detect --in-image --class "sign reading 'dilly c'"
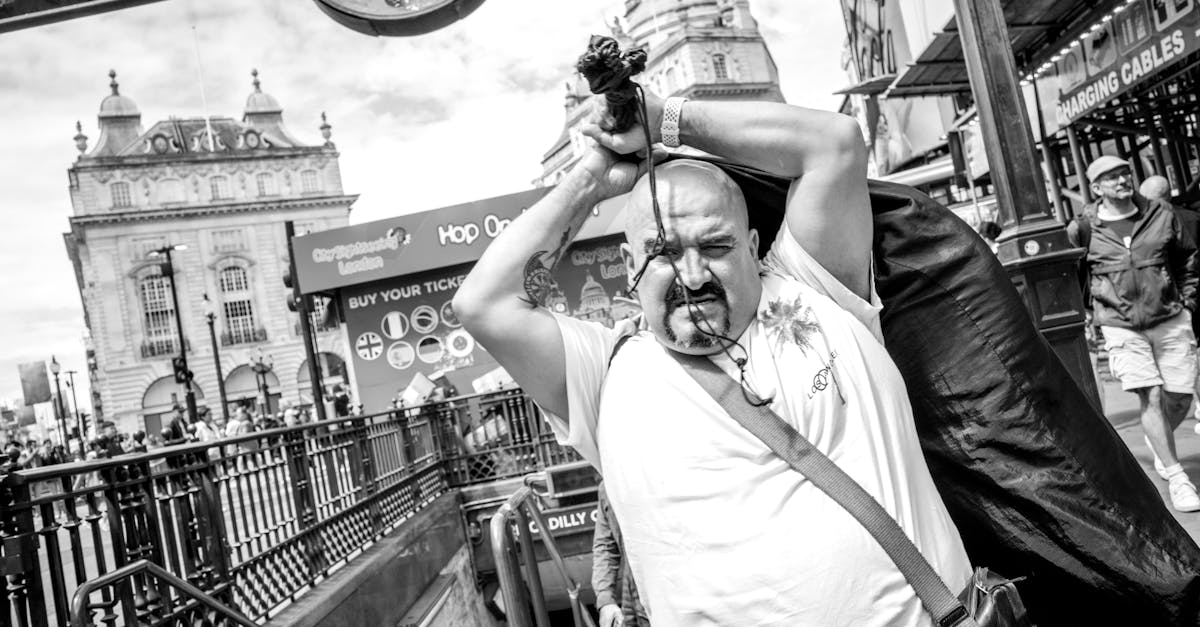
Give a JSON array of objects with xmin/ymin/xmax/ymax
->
[{"xmin": 1045, "ymin": 0, "xmax": 1200, "ymax": 126}]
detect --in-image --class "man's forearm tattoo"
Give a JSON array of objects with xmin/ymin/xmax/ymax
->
[{"xmin": 520, "ymin": 228, "xmax": 573, "ymax": 308}]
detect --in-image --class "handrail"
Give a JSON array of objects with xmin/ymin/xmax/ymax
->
[
  {"xmin": 69, "ymin": 559, "xmax": 257, "ymax": 627},
  {"xmin": 490, "ymin": 485, "xmax": 598, "ymax": 627},
  {"xmin": 2, "ymin": 385, "xmax": 578, "ymax": 626}
]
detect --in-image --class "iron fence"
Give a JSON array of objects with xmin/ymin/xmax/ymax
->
[{"xmin": 1, "ymin": 388, "xmax": 580, "ymax": 627}]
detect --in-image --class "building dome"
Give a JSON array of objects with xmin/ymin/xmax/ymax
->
[
  {"xmin": 579, "ymin": 273, "xmax": 610, "ymax": 308},
  {"xmin": 244, "ymin": 69, "xmax": 282, "ymax": 114},
  {"xmin": 98, "ymin": 70, "xmax": 140, "ymax": 119}
]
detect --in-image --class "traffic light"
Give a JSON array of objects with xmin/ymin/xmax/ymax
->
[
  {"xmin": 318, "ymin": 295, "xmax": 341, "ymax": 327},
  {"xmin": 172, "ymin": 357, "xmax": 189, "ymax": 384}
]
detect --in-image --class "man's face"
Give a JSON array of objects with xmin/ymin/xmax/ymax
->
[
  {"xmin": 1092, "ymin": 166, "xmax": 1135, "ymax": 203},
  {"xmin": 622, "ymin": 162, "xmax": 762, "ymax": 355}
]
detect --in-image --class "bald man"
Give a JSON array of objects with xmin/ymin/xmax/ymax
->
[
  {"xmin": 455, "ymin": 91, "xmax": 970, "ymax": 625},
  {"xmin": 1141, "ymin": 175, "xmax": 1173, "ymax": 202}
]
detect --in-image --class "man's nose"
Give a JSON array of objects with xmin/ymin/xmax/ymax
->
[{"xmin": 675, "ymin": 249, "xmax": 711, "ymax": 290}]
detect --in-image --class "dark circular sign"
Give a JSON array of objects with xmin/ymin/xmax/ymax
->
[{"xmin": 312, "ymin": 0, "xmax": 488, "ymax": 37}]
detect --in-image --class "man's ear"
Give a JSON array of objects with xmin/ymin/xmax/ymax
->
[
  {"xmin": 748, "ymin": 228, "xmax": 760, "ymax": 258},
  {"xmin": 621, "ymin": 242, "xmax": 638, "ymax": 283},
  {"xmin": 1090, "ymin": 182, "xmax": 1101, "ymax": 198}
]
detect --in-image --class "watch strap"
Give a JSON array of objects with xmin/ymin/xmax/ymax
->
[{"xmin": 661, "ymin": 96, "xmax": 688, "ymax": 148}]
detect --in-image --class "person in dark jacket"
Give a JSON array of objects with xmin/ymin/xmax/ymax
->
[
  {"xmin": 592, "ymin": 483, "xmax": 649, "ymax": 627},
  {"xmin": 1068, "ymin": 155, "xmax": 1200, "ymax": 512}
]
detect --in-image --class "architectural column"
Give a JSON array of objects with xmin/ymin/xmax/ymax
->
[{"xmin": 951, "ymin": 0, "xmax": 1100, "ymax": 406}]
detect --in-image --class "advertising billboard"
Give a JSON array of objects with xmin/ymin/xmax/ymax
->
[
  {"xmin": 292, "ymin": 188, "xmax": 551, "ymax": 295},
  {"xmin": 341, "ymin": 234, "xmax": 638, "ymax": 412},
  {"xmin": 1042, "ymin": 0, "xmax": 1199, "ymax": 127}
]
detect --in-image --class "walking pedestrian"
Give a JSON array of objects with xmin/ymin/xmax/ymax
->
[{"xmin": 1068, "ymin": 156, "xmax": 1200, "ymax": 511}]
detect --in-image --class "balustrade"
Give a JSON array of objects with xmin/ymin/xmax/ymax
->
[{"xmin": 1, "ymin": 388, "xmax": 579, "ymax": 626}]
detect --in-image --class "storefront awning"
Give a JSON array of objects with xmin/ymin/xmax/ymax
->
[
  {"xmin": 879, "ymin": 155, "xmax": 955, "ymax": 187},
  {"xmin": 834, "ymin": 74, "xmax": 897, "ymax": 96},
  {"xmin": 886, "ymin": 0, "xmax": 1114, "ymax": 98}
]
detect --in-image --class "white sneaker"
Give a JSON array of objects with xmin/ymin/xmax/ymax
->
[
  {"xmin": 1169, "ymin": 478, "xmax": 1200, "ymax": 512},
  {"xmin": 1145, "ymin": 436, "xmax": 1170, "ymax": 480}
]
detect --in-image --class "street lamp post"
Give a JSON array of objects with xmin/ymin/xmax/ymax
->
[
  {"xmin": 150, "ymin": 244, "xmax": 199, "ymax": 424},
  {"xmin": 48, "ymin": 356, "xmax": 69, "ymax": 448},
  {"xmin": 950, "ymin": 0, "xmax": 1098, "ymax": 406},
  {"xmin": 204, "ymin": 294, "xmax": 231, "ymax": 422},
  {"xmin": 64, "ymin": 369, "xmax": 83, "ymax": 446},
  {"xmin": 251, "ymin": 348, "xmax": 274, "ymax": 417}
]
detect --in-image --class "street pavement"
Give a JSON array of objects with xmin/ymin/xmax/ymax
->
[{"xmin": 1100, "ymin": 376, "xmax": 1200, "ymax": 541}]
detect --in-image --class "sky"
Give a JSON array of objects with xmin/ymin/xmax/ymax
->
[{"xmin": 0, "ymin": 0, "xmax": 849, "ymax": 419}]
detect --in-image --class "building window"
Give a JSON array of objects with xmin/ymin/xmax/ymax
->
[
  {"xmin": 211, "ymin": 229, "xmax": 246, "ymax": 254},
  {"xmin": 300, "ymin": 170, "xmax": 320, "ymax": 193},
  {"xmin": 219, "ymin": 265, "xmax": 250, "ymax": 293},
  {"xmin": 111, "ymin": 182, "xmax": 132, "ymax": 208},
  {"xmin": 139, "ymin": 275, "xmax": 177, "ymax": 357},
  {"xmin": 210, "ymin": 176, "xmax": 231, "ymax": 200},
  {"xmin": 219, "ymin": 266, "xmax": 259, "ymax": 345},
  {"xmin": 256, "ymin": 172, "xmax": 277, "ymax": 197},
  {"xmin": 712, "ymin": 54, "xmax": 728, "ymax": 80},
  {"xmin": 223, "ymin": 300, "xmax": 258, "ymax": 345}
]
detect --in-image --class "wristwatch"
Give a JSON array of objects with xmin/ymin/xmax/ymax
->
[{"xmin": 661, "ymin": 96, "xmax": 688, "ymax": 148}]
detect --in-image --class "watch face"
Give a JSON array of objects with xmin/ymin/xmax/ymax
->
[
  {"xmin": 244, "ymin": 132, "xmax": 260, "ymax": 149},
  {"xmin": 315, "ymin": 0, "xmax": 488, "ymax": 36}
]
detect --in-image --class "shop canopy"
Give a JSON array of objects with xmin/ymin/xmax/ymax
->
[{"xmin": 885, "ymin": 0, "xmax": 1113, "ymax": 98}]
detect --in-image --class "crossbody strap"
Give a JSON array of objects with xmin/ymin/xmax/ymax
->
[{"xmin": 671, "ymin": 352, "xmax": 977, "ymax": 627}]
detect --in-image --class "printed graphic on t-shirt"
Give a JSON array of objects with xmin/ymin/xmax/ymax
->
[{"xmin": 760, "ymin": 295, "xmax": 822, "ymax": 354}]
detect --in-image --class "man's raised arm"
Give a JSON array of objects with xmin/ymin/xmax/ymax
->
[
  {"xmin": 453, "ymin": 144, "xmax": 640, "ymax": 419},
  {"xmin": 593, "ymin": 95, "xmax": 871, "ymax": 299}
]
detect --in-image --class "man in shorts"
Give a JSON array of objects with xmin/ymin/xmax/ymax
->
[
  {"xmin": 1069, "ymin": 155, "xmax": 1199, "ymax": 511},
  {"xmin": 454, "ymin": 90, "xmax": 971, "ymax": 624}
]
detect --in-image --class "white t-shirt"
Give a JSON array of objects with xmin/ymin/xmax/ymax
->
[{"xmin": 542, "ymin": 225, "xmax": 971, "ymax": 626}]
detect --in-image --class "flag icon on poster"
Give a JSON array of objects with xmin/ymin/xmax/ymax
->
[
  {"xmin": 447, "ymin": 328, "xmax": 475, "ymax": 358},
  {"xmin": 356, "ymin": 332, "xmax": 384, "ymax": 361},
  {"xmin": 381, "ymin": 311, "xmax": 409, "ymax": 340}
]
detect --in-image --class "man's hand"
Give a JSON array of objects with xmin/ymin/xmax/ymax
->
[
  {"xmin": 598, "ymin": 603, "xmax": 624, "ymax": 627},
  {"xmin": 576, "ymin": 132, "xmax": 668, "ymax": 202}
]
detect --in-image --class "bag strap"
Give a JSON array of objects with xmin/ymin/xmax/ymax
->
[{"xmin": 671, "ymin": 351, "xmax": 977, "ymax": 627}]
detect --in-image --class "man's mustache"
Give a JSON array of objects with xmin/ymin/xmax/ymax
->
[{"xmin": 665, "ymin": 279, "xmax": 727, "ymax": 310}]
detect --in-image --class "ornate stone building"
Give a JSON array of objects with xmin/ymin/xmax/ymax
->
[
  {"xmin": 536, "ymin": 0, "xmax": 785, "ymax": 186},
  {"xmin": 64, "ymin": 70, "xmax": 356, "ymax": 436}
]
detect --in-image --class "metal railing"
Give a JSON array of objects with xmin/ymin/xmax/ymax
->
[
  {"xmin": 1, "ymin": 388, "xmax": 580, "ymax": 627},
  {"xmin": 70, "ymin": 559, "xmax": 257, "ymax": 627},
  {"xmin": 490, "ymin": 482, "xmax": 597, "ymax": 627}
]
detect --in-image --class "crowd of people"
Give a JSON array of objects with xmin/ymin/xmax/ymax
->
[{"xmin": 1, "ymin": 384, "xmax": 358, "ymax": 472}]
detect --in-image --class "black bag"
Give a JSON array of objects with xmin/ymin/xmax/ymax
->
[{"xmin": 697, "ymin": 159, "xmax": 1200, "ymax": 625}]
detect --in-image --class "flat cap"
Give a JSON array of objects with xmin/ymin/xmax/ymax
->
[{"xmin": 1087, "ymin": 155, "xmax": 1130, "ymax": 182}]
